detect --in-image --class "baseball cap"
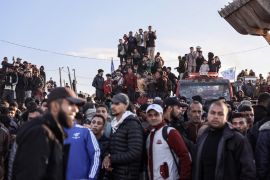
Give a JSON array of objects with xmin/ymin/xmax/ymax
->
[
  {"xmin": 47, "ymin": 87, "xmax": 85, "ymax": 106},
  {"xmin": 111, "ymin": 93, "xmax": 129, "ymax": 105},
  {"xmin": 146, "ymin": 104, "xmax": 163, "ymax": 114},
  {"xmin": 163, "ymin": 97, "xmax": 181, "ymax": 108}
]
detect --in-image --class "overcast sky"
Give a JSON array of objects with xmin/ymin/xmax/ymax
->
[{"xmin": 1, "ymin": 0, "xmax": 269, "ymax": 94}]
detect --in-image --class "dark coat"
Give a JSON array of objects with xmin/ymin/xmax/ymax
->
[
  {"xmin": 194, "ymin": 123, "xmax": 256, "ymax": 180},
  {"xmin": 4, "ymin": 72, "xmax": 18, "ymax": 87},
  {"xmin": 253, "ymin": 105, "xmax": 268, "ymax": 124},
  {"xmin": 177, "ymin": 59, "xmax": 186, "ymax": 73},
  {"xmin": 31, "ymin": 76, "xmax": 43, "ymax": 91},
  {"xmin": 146, "ymin": 32, "xmax": 156, "ymax": 47},
  {"xmin": 92, "ymin": 75, "xmax": 104, "ymax": 91},
  {"xmin": 117, "ymin": 43, "xmax": 127, "ymax": 57},
  {"xmin": 247, "ymin": 116, "xmax": 270, "ymax": 152},
  {"xmin": 109, "ymin": 115, "xmax": 144, "ymax": 180},
  {"xmin": 255, "ymin": 120, "xmax": 270, "ymax": 180},
  {"xmin": 11, "ymin": 113, "xmax": 68, "ymax": 180},
  {"xmin": 155, "ymin": 77, "xmax": 166, "ymax": 92},
  {"xmin": 209, "ymin": 63, "xmax": 219, "ymax": 72},
  {"xmin": 196, "ymin": 56, "xmax": 205, "ymax": 72}
]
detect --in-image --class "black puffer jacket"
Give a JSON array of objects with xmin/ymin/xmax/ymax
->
[{"xmin": 109, "ymin": 115, "xmax": 144, "ymax": 180}]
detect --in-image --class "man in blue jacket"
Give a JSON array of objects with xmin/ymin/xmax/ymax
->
[{"xmin": 65, "ymin": 122, "xmax": 100, "ymax": 180}]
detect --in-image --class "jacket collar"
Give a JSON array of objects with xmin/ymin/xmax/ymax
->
[
  {"xmin": 151, "ymin": 122, "xmax": 165, "ymax": 132},
  {"xmin": 43, "ymin": 113, "xmax": 66, "ymax": 144},
  {"xmin": 195, "ymin": 123, "xmax": 235, "ymax": 180}
]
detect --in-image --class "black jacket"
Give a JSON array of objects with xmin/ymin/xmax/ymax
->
[
  {"xmin": 31, "ymin": 76, "xmax": 43, "ymax": 91},
  {"xmin": 92, "ymin": 75, "xmax": 104, "ymax": 91},
  {"xmin": 177, "ymin": 59, "xmax": 186, "ymax": 73},
  {"xmin": 253, "ymin": 105, "xmax": 268, "ymax": 124},
  {"xmin": 247, "ymin": 116, "xmax": 270, "ymax": 152},
  {"xmin": 194, "ymin": 123, "xmax": 256, "ymax": 180},
  {"xmin": 109, "ymin": 115, "xmax": 144, "ymax": 180},
  {"xmin": 255, "ymin": 120, "xmax": 270, "ymax": 180},
  {"xmin": 4, "ymin": 72, "xmax": 18, "ymax": 87},
  {"xmin": 11, "ymin": 113, "xmax": 69, "ymax": 180}
]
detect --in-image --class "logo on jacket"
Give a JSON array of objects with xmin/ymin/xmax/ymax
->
[
  {"xmin": 72, "ymin": 132, "xmax": 80, "ymax": 139},
  {"xmin": 156, "ymin": 139, "xmax": 162, "ymax": 144}
]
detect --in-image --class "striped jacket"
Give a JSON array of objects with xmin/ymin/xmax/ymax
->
[{"xmin": 64, "ymin": 124, "xmax": 100, "ymax": 180}]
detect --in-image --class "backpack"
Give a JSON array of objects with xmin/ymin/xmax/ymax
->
[
  {"xmin": 162, "ymin": 126, "xmax": 180, "ymax": 174},
  {"xmin": 162, "ymin": 126, "xmax": 195, "ymax": 165}
]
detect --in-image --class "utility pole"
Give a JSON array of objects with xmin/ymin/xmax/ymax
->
[
  {"xmin": 59, "ymin": 67, "xmax": 64, "ymax": 87},
  {"xmin": 67, "ymin": 66, "xmax": 73, "ymax": 90},
  {"xmin": 72, "ymin": 69, "xmax": 77, "ymax": 94}
]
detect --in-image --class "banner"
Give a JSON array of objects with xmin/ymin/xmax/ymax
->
[{"xmin": 220, "ymin": 67, "xmax": 236, "ymax": 81}]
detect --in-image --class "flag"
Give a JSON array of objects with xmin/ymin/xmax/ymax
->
[
  {"xmin": 111, "ymin": 58, "xmax": 115, "ymax": 73},
  {"xmin": 220, "ymin": 67, "xmax": 236, "ymax": 81}
]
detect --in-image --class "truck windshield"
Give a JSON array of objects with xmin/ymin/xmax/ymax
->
[{"xmin": 179, "ymin": 81, "xmax": 231, "ymax": 101}]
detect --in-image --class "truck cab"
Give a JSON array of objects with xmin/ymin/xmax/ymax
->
[{"xmin": 177, "ymin": 72, "xmax": 233, "ymax": 102}]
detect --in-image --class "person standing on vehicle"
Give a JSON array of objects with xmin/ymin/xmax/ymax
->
[{"xmin": 187, "ymin": 47, "xmax": 197, "ymax": 73}]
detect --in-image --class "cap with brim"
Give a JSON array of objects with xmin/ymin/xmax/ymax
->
[
  {"xmin": 48, "ymin": 87, "xmax": 86, "ymax": 106},
  {"xmin": 111, "ymin": 93, "xmax": 129, "ymax": 105},
  {"xmin": 146, "ymin": 104, "xmax": 163, "ymax": 114},
  {"xmin": 66, "ymin": 97, "xmax": 85, "ymax": 106}
]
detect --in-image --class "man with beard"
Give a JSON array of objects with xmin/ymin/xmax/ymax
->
[
  {"xmin": 231, "ymin": 112, "xmax": 248, "ymax": 135},
  {"xmin": 194, "ymin": 101, "xmax": 256, "ymax": 180},
  {"xmin": 102, "ymin": 93, "xmax": 143, "ymax": 180},
  {"xmin": 163, "ymin": 97, "xmax": 188, "ymax": 139},
  {"xmin": 10, "ymin": 87, "xmax": 85, "ymax": 180}
]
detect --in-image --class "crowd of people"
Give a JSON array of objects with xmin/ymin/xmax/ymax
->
[
  {"xmin": 93, "ymin": 26, "xmax": 223, "ymax": 104},
  {"xmin": 234, "ymin": 69, "xmax": 270, "ymax": 99},
  {"xmin": 1, "ymin": 25, "xmax": 270, "ymax": 180},
  {"xmin": 1, "ymin": 84, "xmax": 270, "ymax": 179}
]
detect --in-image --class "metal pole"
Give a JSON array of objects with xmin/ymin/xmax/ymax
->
[
  {"xmin": 72, "ymin": 69, "xmax": 77, "ymax": 94},
  {"xmin": 67, "ymin": 66, "xmax": 73, "ymax": 90},
  {"xmin": 59, "ymin": 67, "xmax": 63, "ymax": 87}
]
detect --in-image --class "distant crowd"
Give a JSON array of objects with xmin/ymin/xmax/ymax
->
[{"xmin": 93, "ymin": 25, "xmax": 223, "ymax": 104}]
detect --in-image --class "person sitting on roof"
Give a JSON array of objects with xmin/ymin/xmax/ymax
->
[{"xmin": 199, "ymin": 60, "xmax": 209, "ymax": 75}]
